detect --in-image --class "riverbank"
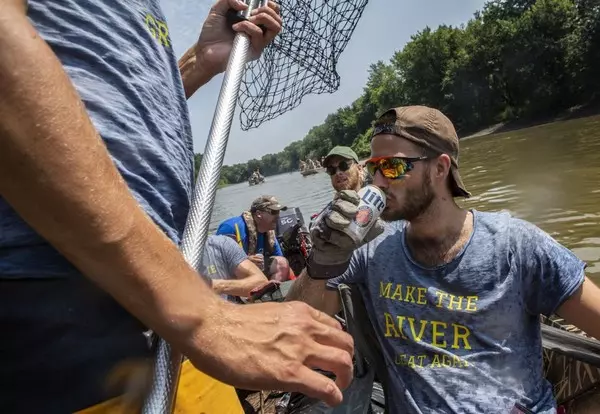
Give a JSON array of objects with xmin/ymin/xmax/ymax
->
[
  {"xmin": 211, "ymin": 103, "xmax": 600, "ymax": 187},
  {"xmin": 460, "ymin": 102, "xmax": 600, "ymax": 141}
]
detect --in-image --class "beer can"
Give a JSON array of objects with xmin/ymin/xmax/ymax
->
[{"xmin": 341, "ymin": 185, "xmax": 386, "ymax": 244}]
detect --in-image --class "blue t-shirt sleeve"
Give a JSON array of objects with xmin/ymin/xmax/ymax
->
[
  {"xmin": 273, "ymin": 238, "xmax": 283, "ymax": 256},
  {"xmin": 511, "ymin": 218, "xmax": 586, "ymax": 316},
  {"xmin": 326, "ymin": 246, "xmax": 367, "ymax": 290}
]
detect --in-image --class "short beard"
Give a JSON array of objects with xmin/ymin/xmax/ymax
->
[
  {"xmin": 381, "ymin": 170, "xmax": 434, "ymax": 222},
  {"xmin": 332, "ymin": 168, "xmax": 361, "ymax": 192}
]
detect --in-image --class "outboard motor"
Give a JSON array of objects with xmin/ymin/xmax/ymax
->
[{"xmin": 276, "ymin": 207, "xmax": 313, "ymax": 276}]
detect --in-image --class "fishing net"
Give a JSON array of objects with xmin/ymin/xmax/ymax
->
[{"xmin": 237, "ymin": 0, "xmax": 370, "ymax": 130}]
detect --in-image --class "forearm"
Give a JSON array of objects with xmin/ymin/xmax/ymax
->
[
  {"xmin": 213, "ymin": 274, "xmax": 268, "ymax": 297},
  {"xmin": 0, "ymin": 9, "xmax": 222, "ymax": 346},
  {"xmin": 286, "ymin": 269, "xmax": 342, "ymax": 316},
  {"xmin": 178, "ymin": 45, "xmax": 219, "ymax": 99}
]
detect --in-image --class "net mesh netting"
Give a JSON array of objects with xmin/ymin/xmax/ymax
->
[{"xmin": 237, "ymin": 0, "xmax": 370, "ymax": 130}]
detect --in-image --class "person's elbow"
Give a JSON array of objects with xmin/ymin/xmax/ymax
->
[
  {"xmin": 236, "ymin": 260, "xmax": 268, "ymax": 285},
  {"xmin": 249, "ymin": 271, "xmax": 269, "ymax": 286},
  {"xmin": 244, "ymin": 271, "xmax": 269, "ymax": 296}
]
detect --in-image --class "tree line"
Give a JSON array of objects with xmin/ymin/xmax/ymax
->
[{"xmin": 195, "ymin": 0, "xmax": 600, "ymax": 185}]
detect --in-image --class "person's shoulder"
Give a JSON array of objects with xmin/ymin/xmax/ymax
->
[
  {"xmin": 207, "ymin": 235, "xmax": 246, "ymax": 258},
  {"xmin": 219, "ymin": 216, "xmax": 241, "ymax": 226},
  {"xmin": 216, "ymin": 216, "xmax": 242, "ymax": 233},
  {"xmin": 208, "ymin": 233, "xmax": 239, "ymax": 247},
  {"xmin": 472, "ymin": 209, "xmax": 512, "ymax": 231},
  {"xmin": 473, "ymin": 209, "xmax": 554, "ymax": 246},
  {"xmin": 205, "ymin": 234, "xmax": 223, "ymax": 249}
]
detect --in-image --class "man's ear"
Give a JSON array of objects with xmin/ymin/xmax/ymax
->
[{"xmin": 436, "ymin": 154, "xmax": 452, "ymax": 181}]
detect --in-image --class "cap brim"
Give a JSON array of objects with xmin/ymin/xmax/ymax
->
[
  {"xmin": 450, "ymin": 167, "xmax": 471, "ymax": 198},
  {"xmin": 323, "ymin": 153, "xmax": 358, "ymax": 166},
  {"xmin": 323, "ymin": 155, "xmax": 334, "ymax": 166}
]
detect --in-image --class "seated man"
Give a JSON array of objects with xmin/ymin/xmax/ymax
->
[
  {"xmin": 288, "ymin": 105, "xmax": 600, "ymax": 414},
  {"xmin": 199, "ymin": 235, "xmax": 268, "ymax": 302},
  {"xmin": 216, "ymin": 195, "xmax": 293, "ymax": 282}
]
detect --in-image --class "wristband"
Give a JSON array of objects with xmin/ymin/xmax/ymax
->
[{"xmin": 306, "ymin": 251, "xmax": 351, "ymax": 280}]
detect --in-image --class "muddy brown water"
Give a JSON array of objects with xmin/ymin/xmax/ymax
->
[{"xmin": 211, "ymin": 115, "xmax": 600, "ymax": 283}]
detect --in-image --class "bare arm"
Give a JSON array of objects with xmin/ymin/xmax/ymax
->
[
  {"xmin": 286, "ymin": 269, "xmax": 342, "ymax": 316},
  {"xmin": 556, "ymin": 276, "xmax": 600, "ymax": 340},
  {"xmin": 0, "ymin": 1, "xmax": 223, "ymax": 351},
  {"xmin": 178, "ymin": 0, "xmax": 282, "ymax": 100},
  {"xmin": 178, "ymin": 46, "xmax": 216, "ymax": 100},
  {"xmin": 212, "ymin": 259, "xmax": 268, "ymax": 297}
]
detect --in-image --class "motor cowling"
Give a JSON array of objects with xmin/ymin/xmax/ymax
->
[{"xmin": 276, "ymin": 207, "xmax": 313, "ymax": 276}]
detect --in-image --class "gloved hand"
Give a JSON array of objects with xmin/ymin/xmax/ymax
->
[{"xmin": 306, "ymin": 190, "xmax": 385, "ymax": 279}]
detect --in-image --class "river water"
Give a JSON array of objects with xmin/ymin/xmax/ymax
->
[{"xmin": 210, "ymin": 115, "xmax": 600, "ymax": 282}]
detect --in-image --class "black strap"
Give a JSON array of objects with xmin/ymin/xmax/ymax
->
[{"xmin": 338, "ymin": 283, "xmax": 390, "ymax": 413}]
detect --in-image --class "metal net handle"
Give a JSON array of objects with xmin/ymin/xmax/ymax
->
[{"xmin": 141, "ymin": 0, "xmax": 265, "ymax": 412}]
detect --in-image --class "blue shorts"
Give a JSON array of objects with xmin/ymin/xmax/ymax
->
[{"xmin": 0, "ymin": 275, "xmax": 152, "ymax": 413}]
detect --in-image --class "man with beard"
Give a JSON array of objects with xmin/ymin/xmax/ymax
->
[
  {"xmin": 324, "ymin": 146, "xmax": 364, "ymax": 192},
  {"xmin": 287, "ymin": 105, "xmax": 600, "ymax": 413},
  {"xmin": 309, "ymin": 146, "xmax": 364, "ymax": 230}
]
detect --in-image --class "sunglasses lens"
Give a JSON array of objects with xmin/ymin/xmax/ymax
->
[
  {"xmin": 386, "ymin": 159, "xmax": 408, "ymax": 178},
  {"xmin": 367, "ymin": 158, "xmax": 409, "ymax": 179},
  {"xmin": 326, "ymin": 161, "xmax": 351, "ymax": 176}
]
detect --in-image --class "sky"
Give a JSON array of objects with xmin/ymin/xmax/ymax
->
[{"xmin": 162, "ymin": 0, "xmax": 488, "ymax": 165}]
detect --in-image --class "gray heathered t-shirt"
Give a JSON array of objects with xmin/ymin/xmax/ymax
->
[
  {"xmin": 0, "ymin": 0, "xmax": 193, "ymax": 277},
  {"xmin": 328, "ymin": 210, "xmax": 586, "ymax": 414},
  {"xmin": 199, "ymin": 235, "xmax": 248, "ymax": 302}
]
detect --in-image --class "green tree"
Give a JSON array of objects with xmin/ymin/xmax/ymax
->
[{"xmin": 198, "ymin": 0, "xmax": 599, "ymax": 185}]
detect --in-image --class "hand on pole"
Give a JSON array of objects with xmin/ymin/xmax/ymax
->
[{"xmin": 195, "ymin": 0, "xmax": 282, "ymax": 75}]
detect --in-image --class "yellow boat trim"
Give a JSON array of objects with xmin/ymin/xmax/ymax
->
[{"xmin": 77, "ymin": 359, "xmax": 243, "ymax": 414}]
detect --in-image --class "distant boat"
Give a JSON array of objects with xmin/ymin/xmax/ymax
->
[
  {"xmin": 300, "ymin": 168, "xmax": 319, "ymax": 176},
  {"xmin": 248, "ymin": 175, "xmax": 265, "ymax": 186}
]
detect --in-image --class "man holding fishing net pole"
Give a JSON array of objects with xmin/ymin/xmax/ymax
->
[{"xmin": 0, "ymin": 0, "xmax": 355, "ymax": 412}]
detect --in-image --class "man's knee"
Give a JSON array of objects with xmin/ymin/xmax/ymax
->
[{"xmin": 268, "ymin": 256, "xmax": 291, "ymax": 282}]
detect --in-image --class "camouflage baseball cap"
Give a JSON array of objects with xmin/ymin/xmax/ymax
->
[
  {"xmin": 251, "ymin": 195, "xmax": 287, "ymax": 212},
  {"xmin": 371, "ymin": 105, "xmax": 470, "ymax": 198}
]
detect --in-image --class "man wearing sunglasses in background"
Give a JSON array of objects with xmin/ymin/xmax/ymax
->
[
  {"xmin": 287, "ymin": 105, "xmax": 600, "ymax": 413},
  {"xmin": 323, "ymin": 146, "xmax": 364, "ymax": 193},
  {"xmin": 309, "ymin": 146, "xmax": 365, "ymax": 229}
]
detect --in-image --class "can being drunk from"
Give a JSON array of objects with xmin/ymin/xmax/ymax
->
[{"xmin": 341, "ymin": 185, "xmax": 386, "ymax": 244}]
